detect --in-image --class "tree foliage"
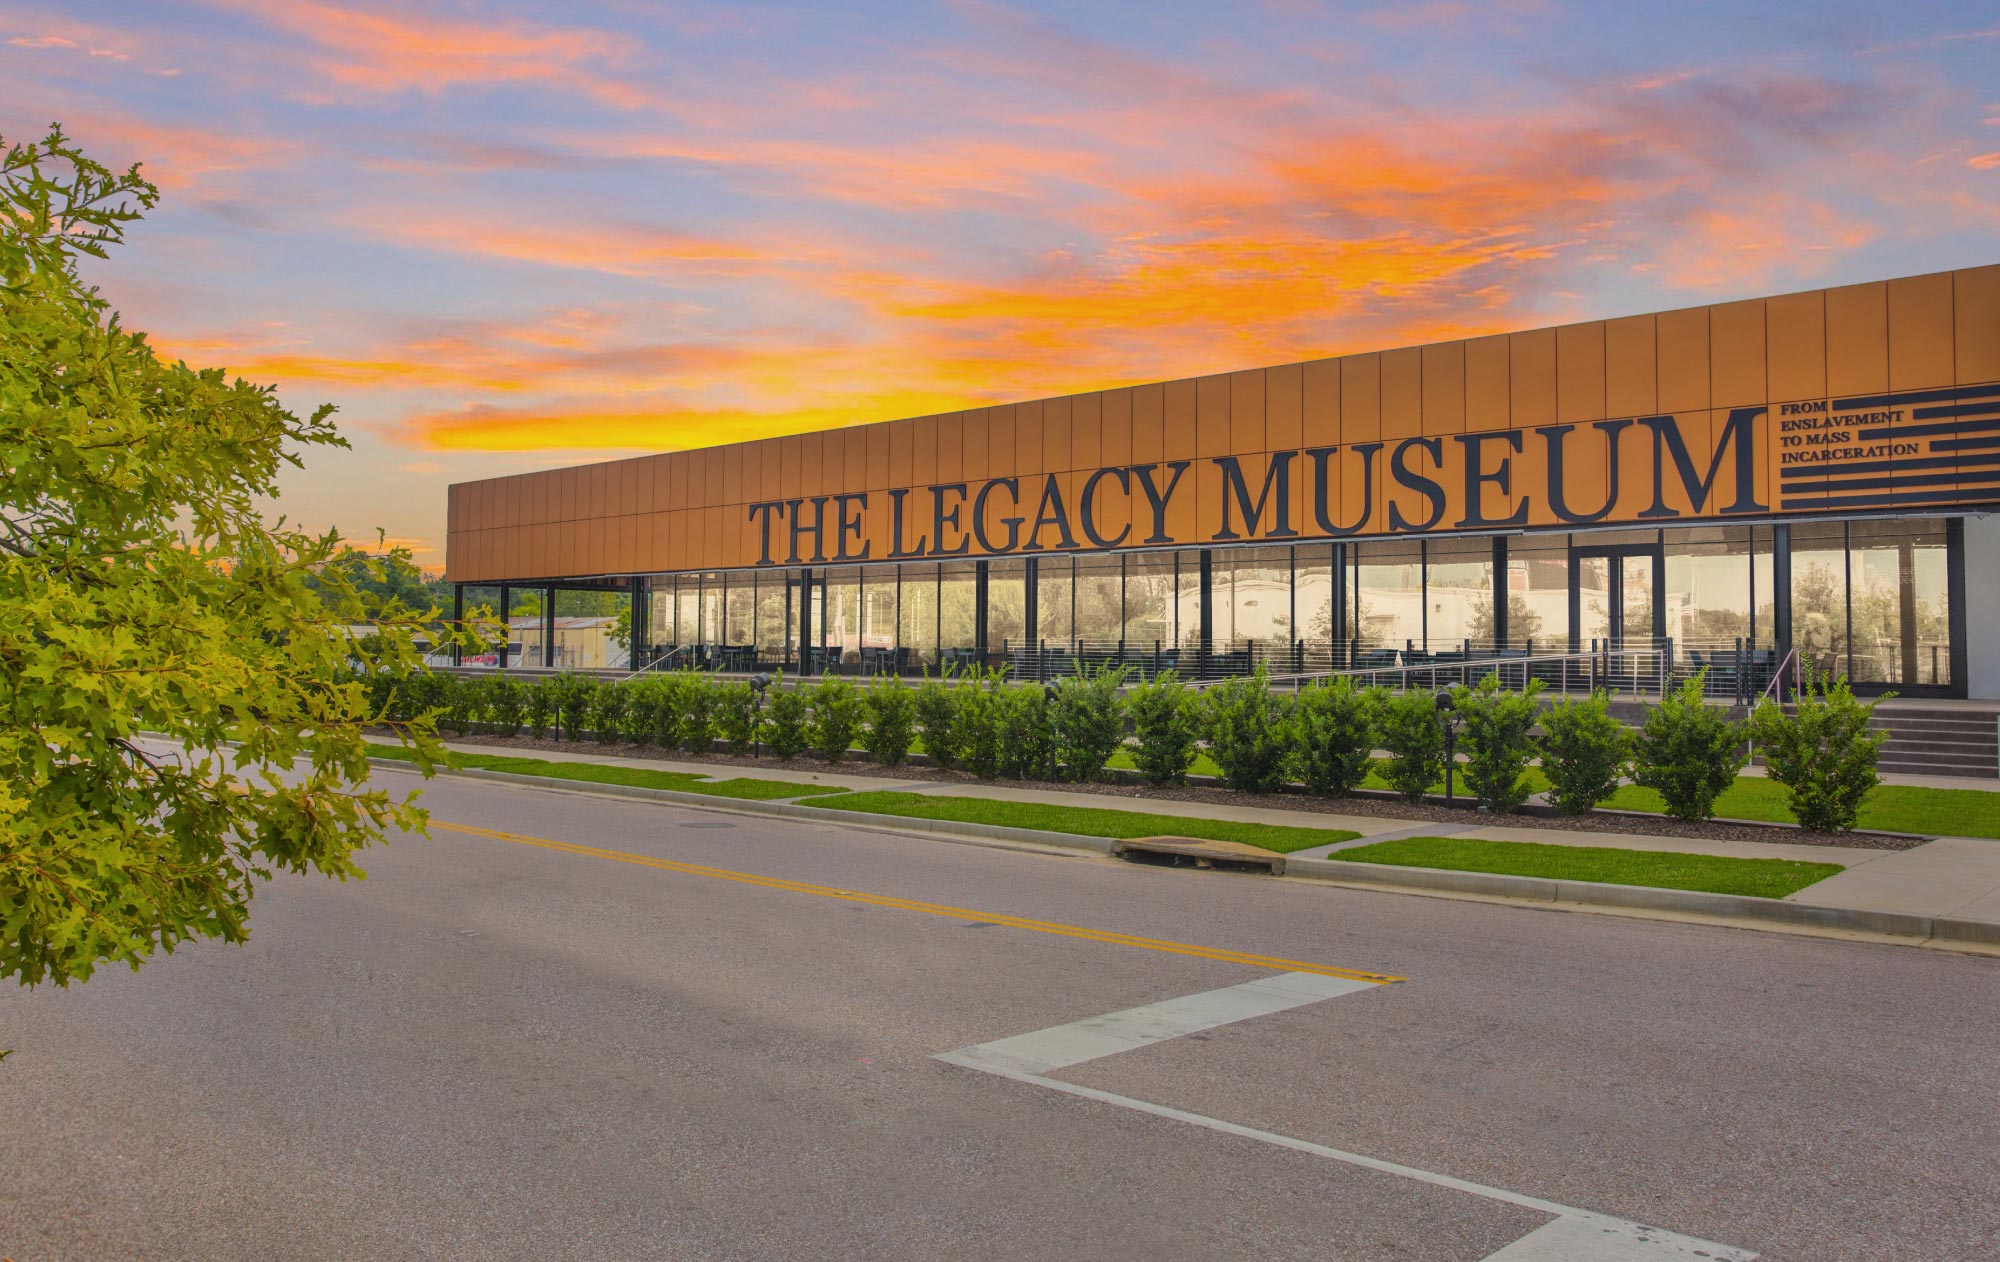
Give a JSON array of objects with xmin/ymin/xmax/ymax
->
[{"xmin": 1, "ymin": 126, "xmax": 471, "ymax": 987}]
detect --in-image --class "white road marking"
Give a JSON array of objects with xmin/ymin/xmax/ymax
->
[
  {"xmin": 960, "ymin": 971, "xmax": 1375, "ymax": 1074},
  {"xmin": 937, "ymin": 975, "xmax": 1757, "ymax": 1262}
]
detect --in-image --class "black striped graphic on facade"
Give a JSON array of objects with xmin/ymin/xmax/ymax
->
[{"xmin": 1779, "ymin": 383, "xmax": 2000, "ymax": 511}]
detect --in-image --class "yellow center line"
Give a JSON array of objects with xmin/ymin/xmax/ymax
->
[{"xmin": 430, "ymin": 818, "xmax": 1405, "ymax": 984}]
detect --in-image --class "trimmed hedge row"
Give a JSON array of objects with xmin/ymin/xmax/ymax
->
[{"xmin": 369, "ymin": 662, "xmax": 1890, "ymax": 830}]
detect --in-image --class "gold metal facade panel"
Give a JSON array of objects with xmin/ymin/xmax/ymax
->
[
  {"xmin": 1603, "ymin": 315, "xmax": 1656, "ymax": 419},
  {"xmin": 1888, "ymin": 272, "xmax": 1954, "ymax": 390},
  {"xmin": 1380, "ymin": 346, "xmax": 1422, "ymax": 440},
  {"xmin": 1956, "ymin": 265, "xmax": 2000, "ymax": 384},
  {"xmin": 1555, "ymin": 322, "xmax": 1606, "ymax": 425},
  {"xmin": 1655, "ymin": 306, "xmax": 1710, "ymax": 413},
  {"xmin": 444, "ymin": 267, "xmax": 1995, "ymax": 584},
  {"xmin": 1464, "ymin": 335, "xmax": 1509, "ymax": 432},
  {"xmin": 1265, "ymin": 363, "xmax": 1303, "ymax": 451},
  {"xmin": 1508, "ymin": 329, "xmax": 1555, "ymax": 428},
  {"xmin": 1709, "ymin": 299, "xmax": 1766, "ymax": 408},
  {"xmin": 1824, "ymin": 282, "xmax": 1888, "ymax": 397},
  {"xmin": 1338, "ymin": 354, "xmax": 1380, "ymax": 442},
  {"xmin": 1099, "ymin": 389, "xmax": 1133, "ymax": 467},
  {"xmin": 1765, "ymin": 290, "xmax": 1825, "ymax": 402},
  {"xmin": 1421, "ymin": 341, "xmax": 1466, "ymax": 436}
]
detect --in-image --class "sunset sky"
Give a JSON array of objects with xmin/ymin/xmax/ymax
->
[{"xmin": 6, "ymin": 1, "xmax": 1997, "ymax": 568}]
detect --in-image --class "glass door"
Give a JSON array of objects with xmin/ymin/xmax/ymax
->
[{"xmin": 1570, "ymin": 544, "xmax": 1661, "ymax": 648}]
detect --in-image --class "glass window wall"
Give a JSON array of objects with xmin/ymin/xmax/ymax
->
[
  {"xmin": 1664, "ymin": 526, "xmax": 1753, "ymax": 651},
  {"xmin": 1076, "ymin": 556, "xmax": 1124, "ymax": 644},
  {"xmin": 1506, "ymin": 534, "xmax": 1566, "ymax": 651},
  {"xmin": 1424, "ymin": 538, "xmax": 1493, "ymax": 651},
  {"xmin": 898, "ymin": 564, "xmax": 939, "ymax": 672},
  {"xmin": 1847, "ymin": 519, "xmax": 1950, "ymax": 687},
  {"xmin": 1295, "ymin": 544, "xmax": 1335, "ymax": 646},
  {"xmin": 1789, "ymin": 523, "xmax": 1848, "ymax": 679},
  {"xmin": 1216, "ymin": 546, "xmax": 1292, "ymax": 645},
  {"xmin": 1351, "ymin": 540, "xmax": 1423, "ymax": 652},
  {"xmin": 939, "ymin": 562, "xmax": 979, "ymax": 668},
  {"xmin": 987, "ymin": 559, "xmax": 1027, "ymax": 656},
  {"xmin": 1123, "ymin": 552, "xmax": 1177, "ymax": 646},
  {"xmin": 1036, "ymin": 556, "xmax": 1073, "ymax": 645}
]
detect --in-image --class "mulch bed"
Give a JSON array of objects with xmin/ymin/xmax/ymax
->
[{"xmin": 425, "ymin": 730, "xmax": 1924, "ymax": 853}]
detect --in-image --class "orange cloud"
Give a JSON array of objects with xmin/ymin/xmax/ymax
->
[
  {"xmin": 216, "ymin": 0, "xmax": 646, "ymax": 106},
  {"xmin": 352, "ymin": 210, "xmax": 826, "ymax": 282},
  {"xmin": 49, "ymin": 113, "xmax": 295, "ymax": 190}
]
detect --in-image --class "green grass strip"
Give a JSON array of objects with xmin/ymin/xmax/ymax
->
[
  {"xmin": 365, "ymin": 743, "xmax": 846, "ymax": 800},
  {"xmin": 1333, "ymin": 835, "xmax": 1843, "ymax": 899},
  {"xmin": 804, "ymin": 790, "xmax": 1358, "ymax": 852}
]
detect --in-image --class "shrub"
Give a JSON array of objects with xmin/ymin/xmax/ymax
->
[
  {"xmin": 1203, "ymin": 666, "xmax": 1291, "ymax": 793},
  {"xmin": 1748, "ymin": 665, "xmax": 1889, "ymax": 832},
  {"xmin": 1632, "ymin": 671, "xmax": 1747, "ymax": 821},
  {"xmin": 861, "ymin": 675, "xmax": 918, "ymax": 766},
  {"xmin": 715, "ymin": 680, "xmax": 760, "ymax": 752},
  {"xmin": 996, "ymin": 683, "xmax": 1052, "ymax": 779},
  {"xmin": 1049, "ymin": 666, "xmax": 1128, "ymax": 783},
  {"xmin": 625, "ymin": 674, "xmax": 679, "ymax": 747},
  {"xmin": 679, "ymin": 673, "xmax": 719, "ymax": 753},
  {"xmin": 954, "ymin": 671, "xmax": 1005, "ymax": 779},
  {"xmin": 1450, "ymin": 673, "xmax": 1544, "ymax": 812},
  {"xmin": 523, "ymin": 679, "xmax": 554, "ymax": 739},
  {"xmin": 1537, "ymin": 691, "xmax": 1630, "ymax": 814},
  {"xmin": 913, "ymin": 675, "xmax": 961, "ymax": 768},
  {"xmin": 808, "ymin": 674, "xmax": 864, "ymax": 762},
  {"xmin": 398, "ymin": 669, "xmax": 451, "ymax": 726},
  {"xmin": 436, "ymin": 672, "xmax": 479, "ymax": 736},
  {"xmin": 1377, "ymin": 688, "xmax": 1446, "ymax": 803},
  {"xmin": 1286, "ymin": 676, "xmax": 1381, "ymax": 797},
  {"xmin": 482, "ymin": 675, "xmax": 525, "ymax": 736},
  {"xmin": 587, "ymin": 679, "xmax": 631, "ymax": 744},
  {"xmin": 545, "ymin": 673, "xmax": 597, "ymax": 741},
  {"xmin": 764, "ymin": 676, "xmax": 810, "ymax": 758},
  {"xmin": 1126, "ymin": 670, "xmax": 1199, "ymax": 786}
]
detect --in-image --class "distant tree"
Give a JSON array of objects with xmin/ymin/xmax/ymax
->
[
  {"xmin": 305, "ymin": 542, "xmax": 444, "ymax": 622},
  {"xmin": 0, "ymin": 125, "xmax": 472, "ymax": 988}
]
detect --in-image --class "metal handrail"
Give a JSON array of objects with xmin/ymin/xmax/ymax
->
[
  {"xmin": 1757, "ymin": 646, "xmax": 1800, "ymax": 706},
  {"xmin": 1193, "ymin": 642, "xmax": 1670, "ymax": 695}
]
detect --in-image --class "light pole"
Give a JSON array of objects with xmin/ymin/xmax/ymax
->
[
  {"xmin": 1435, "ymin": 690, "xmax": 1458, "ymax": 805},
  {"xmin": 1044, "ymin": 680, "xmax": 1060, "ymax": 783},
  {"xmin": 751, "ymin": 672, "xmax": 773, "ymax": 759}
]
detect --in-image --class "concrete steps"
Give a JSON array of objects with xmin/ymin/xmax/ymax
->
[{"xmin": 1871, "ymin": 705, "xmax": 1999, "ymax": 779}]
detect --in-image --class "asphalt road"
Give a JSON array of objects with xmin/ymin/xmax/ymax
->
[{"xmin": 4, "ymin": 768, "xmax": 1998, "ymax": 1261}]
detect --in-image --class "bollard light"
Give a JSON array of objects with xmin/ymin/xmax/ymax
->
[{"xmin": 1434, "ymin": 690, "xmax": 1458, "ymax": 804}]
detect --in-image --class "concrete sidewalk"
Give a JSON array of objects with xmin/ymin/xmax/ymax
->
[{"xmin": 431, "ymin": 738, "xmax": 2000, "ymax": 947}]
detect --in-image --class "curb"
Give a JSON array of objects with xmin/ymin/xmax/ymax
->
[{"xmin": 387, "ymin": 760, "xmax": 1992, "ymax": 953}]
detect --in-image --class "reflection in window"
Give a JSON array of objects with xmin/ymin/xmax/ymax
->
[
  {"xmin": 1295, "ymin": 544, "xmax": 1335, "ymax": 646},
  {"xmin": 755, "ymin": 573, "xmax": 787, "ymax": 663},
  {"xmin": 1424, "ymin": 537, "xmax": 1492, "ymax": 651},
  {"xmin": 821, "ymin": 567, "xmax": 861, "ymax": 662},
  {"xmin": 1076, "ymin": 556, "xmax": 1123, "ymax": 643},
  {"xmin": 898, "ymin": 564, "xmax": 939, "ymax": 669},
  {"xmin": 862, "ymin": 574, "xmax": 897, "ymax": 652},
  {"xmin": 1665, "ymin": 526, "xmax": 1753, "ymax": 649},
  {"xmin": 1217, "ymin": 546, "xmax": 1292, "ymax": 644},
  {"xmin": 987, "ymin": 559, "xmax": 1027, "ymax": 654},
  {"xmin": 1351, "ymin": 540, "xmax": 1422, "ymax": 651},
  {"xmin": 1176, "ymin": 551, "xmax": 1205, "ymax": 649},
  {"xmin": 940, "ymin": 562, "xmax": 979, "ymax": 658},
  {"xmin": 1505, "ymin": 534, "xmax": 1565, "ymax": 650},
  {"xmin": 1848, "ymin": 519, "xmax": 1950, "ymax": 686},
  {"xmin": 724, "ymin": 573, "xmax": 754, "ymax": 646},
  {"xmin": 1789, "ymin": 523, "xmax": 1847, "ymax": 679},
  {"xmin": 1124, "ymin": 552, "xmax": 1177, "ymax": 646},
  {"xmin": 1036, "ymin": 555, "xmax": 1073, "ymax": 644}
]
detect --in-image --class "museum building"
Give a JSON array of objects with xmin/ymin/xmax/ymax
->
[{"xmin": 444, "ymin": 265, "xmax": 2000, "ymax": 699}]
